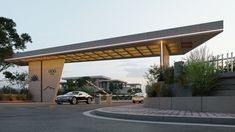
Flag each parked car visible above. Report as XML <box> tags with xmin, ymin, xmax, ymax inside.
<box><xmin>55</xmin><ymin>91</ymin><xmax>93</xmax><ymax>105</ymax></box>
<box><xmin>132</xmin><ymin>92</ymin><xmax>144</xmax><ymax>103</ymax></box>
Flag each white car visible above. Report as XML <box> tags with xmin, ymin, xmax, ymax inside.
<box><xmin>132</xmin><ymin>92</ymin><xmax>144</xmax><ymax>103</ymax></box>
<box><xmin>55</xmin><ymin>91</ymin><xmax>93</xmax><ymax>105</ymax></box>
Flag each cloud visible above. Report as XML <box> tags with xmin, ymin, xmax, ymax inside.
<box><xmin>124</xmin><ymin>67</ymin><xmax>148</xmax><ymax>78</ymax></box>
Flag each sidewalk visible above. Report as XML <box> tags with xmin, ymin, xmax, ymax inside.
<box><xmin>90</xmin><ymin>104</ymin><xmax>235</xmax><ymax>125</ymax></box>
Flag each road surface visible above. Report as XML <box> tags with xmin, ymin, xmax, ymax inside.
<box><xmin>0</xmin><ymin>102</ymin><xmax>234</xmax><ymax>132</ymax></box>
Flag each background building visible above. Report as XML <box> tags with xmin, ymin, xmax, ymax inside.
<box><xmin>126</xmin><ymin>83</ymin><xmax>142</xmax><ymax>94</ymax></box>
<box><xmin>61</xmin><ymin>75</ymin><xmax>135</xmax><ymax>94</ymax></box>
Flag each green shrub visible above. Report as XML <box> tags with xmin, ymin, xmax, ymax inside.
<box><xmin>185</xmin><ymin>46</ymin><xmax>218</xmax><ymax>96</ymax></box>
<box><xmin>16</xmin><ymin>94</ymin><xmax>21</xmax><ymax>100</ymax></box>
<box><xmin>16</xmin><ymin>94</ymin><xmax>27</xmax><ymax>100</ymax></box>
<box><xmin>22</xmin><ymin>95</ymin><xmax>27</xmax><ymax>100</ymax></box>
<box><xmin>20</xmin><ymin>88</ymin><xmax>29</xmax><ymax>94</ymax></box>
<box><xmin>145</xmin><ymin>64</ymin><xmax>162</xmax><ymax>84</ymax></box>
<box><xmin>164</xmin><ymin>67</ymin><xmax>174</xmax><ymax>84</ymax></box>
<box><xmin>1</xmin><ymin>86</ymin><xmax>18</xmax><ymax>94</ymax></box>
<box><xmin>146</xmin><ymin>83</ymin><xmax>160</xmax><ymax>97</ymax></box>
<box><xmin>160</xmin><ymin>84</ymin><xmax>173</xmax><ymax>97</ymax></box>
<box><xmin>6</xmin><ymin>94</ymin><xmax>13</xmax><ymax>101</ymax></box>
<box><xmin>26</xmin><ymin>93</ymin><xmax>32</xmax><ymax>100</ymax></box>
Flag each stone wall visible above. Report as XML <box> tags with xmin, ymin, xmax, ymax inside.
<box><xmin>144</xmin><ymin>96</ymin><xmax>235</xmax><ymax>113</ymax></box>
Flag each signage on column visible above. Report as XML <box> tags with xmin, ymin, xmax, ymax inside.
<box><xmin>48</xmin><ymin>69</ymin><xmax>56</xmax><ymax>75</ymax></box>
<box><xmin>43</xmin><ymin>86</ymin><xmax>55</xmax><ymax>91</ymax></box>
<box><xmin>30</xmin><ymin>74</ymin><xmax>39</xmax><ymax>81</ymax></box>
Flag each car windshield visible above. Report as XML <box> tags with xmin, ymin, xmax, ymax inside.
<box><xmin>134</xmin><ymin>93</ymin><xmax>144</xmax><ymax>96</ymax></box>
<box><xmin>65</xmin><ymin>92</ymin><xmax>73</xmax><ymax>95</ymax></box>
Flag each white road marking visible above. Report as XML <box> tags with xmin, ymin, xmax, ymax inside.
<box><xmin>83</xmin><ymin>110</ymin><xmax>235</xmax><ymax>128</ymax></box>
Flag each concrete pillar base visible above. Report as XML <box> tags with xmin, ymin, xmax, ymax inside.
<box><xmin>29</xmin><ymin>59</ymin><xmax>65</xmax><ymax>102</ymax></box>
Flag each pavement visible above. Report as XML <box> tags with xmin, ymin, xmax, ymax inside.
<box><xmin>88</xmin><ymin>104</ymin><xmax>235</xmax><ymax>125</ymax></box>
<box><xmin>1</xmin><ymin>102</ymin><xmax>235</xmax><ymax>132</ymax></box>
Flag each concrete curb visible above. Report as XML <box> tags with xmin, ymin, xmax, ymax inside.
<box><xmin>91</xmin><ymin>108</ymin><xmax>235</xmax><ymax>125</ymax></box>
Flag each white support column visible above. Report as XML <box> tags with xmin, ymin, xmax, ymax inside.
<box><xmin>29</xmin><ymin>59</ymin><xmax>65</xmax><ymax>102</ymax></box>
<box><xmin>160</xmin><ymin>41</ymin><xmax>170</xmax><ymax>70</ymax></box>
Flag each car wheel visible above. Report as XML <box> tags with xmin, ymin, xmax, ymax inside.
<box><xmin>132</xmin><ymin>100</ymin><xmax>135</xmax><ymax>103</ymax></box>
<box><xmin>70</xmin><ymin>97</ymin><xmax>77</xmax><ymax>105</ymax></box>
<box><xmin>86</xmin><ymin>98</ymin><xmax>91</xmax><ymax>104</ymax></box>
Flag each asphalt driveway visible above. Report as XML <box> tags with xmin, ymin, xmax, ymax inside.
<box><xmin>0</xmin><ymin>102</ymin><xmax>234</xmax><ymax>132</ymax></box>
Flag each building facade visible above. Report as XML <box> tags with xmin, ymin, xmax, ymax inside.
<box><xmin>61</xmin><ymin>75</ymin><xmax>130</xmax><ymax>94</ymax></box>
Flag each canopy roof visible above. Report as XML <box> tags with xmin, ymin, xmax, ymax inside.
<box><xmin>5</xmin><ymin>21</ymin><xmax>223</xmax><ymax>66</ymax></box>
<box><xmin>62</xmin><ymin>75</ymin><xmax>111</xmax><ymax>81</ymax></box>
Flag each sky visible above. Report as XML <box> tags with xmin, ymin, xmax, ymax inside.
<box><xmin>0</xmin><ymin>0</ymin><xmax>235</xmax><ymax>90</ymax></box>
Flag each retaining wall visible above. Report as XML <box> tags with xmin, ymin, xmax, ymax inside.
<box><xmin>144</xmin><ymin>96</ymin><xmax>235</xmax><ymax>113</ymax></box>
<box><xmin>213</xmin><ymin>72</ymin><xmax>235</xmax><ymax>96</ymax></box>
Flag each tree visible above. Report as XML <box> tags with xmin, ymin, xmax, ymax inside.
<box><xmin>145</xmin><ymin>64</ymin><xmax>162</xmax><ymax>84</ymax></box>
<box><xmin>3</xmin><ymin>71</ymin><xmax>28</xmax><ymax>89</ymax></box>
<box><xmin>62</xmin><ymin>77</ymin><xmax>94</xmax><ymax>94</ymax></box>
<box><xmin>75</xmin><ymin>77</ymin><xmax>93</xmax><ymax>87</ymax></box>
<box><xmin>146</xmin><ymin>83</ymin><xmax>159</xmax><ymax>97</ymax></box>
<box><xmin>145</xmin><ymin>64</ymin><xmax>174</xmax><ymax>97</ymax></box>
<box><xmin>62</xmin><ymin>80</ymin><xmax>78</xmax><ymax>93</ymax></box>
<box><xmin>127</xmin><ymin>88</ymin><xmax>142</xmax><ymax>95</ymax></box>
<box><xmin>109</xmin><ymin>81</ymin><xmax>124</xmax><ymax>94</ymax></box>
<box><xmin>0</xmin><ymin>17</ymin><xmax>32</xmax><ymax>72</ymax></box>
<box><xmin>75</xmin><ymin>77</ymin><xmax>96</xmax><ymax>95</ymax></box>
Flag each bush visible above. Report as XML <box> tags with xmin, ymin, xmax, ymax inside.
<box><xmin>6</xmin><ymin>94</ymin><xmax>13</xmax><ymax>101</ymax></box>
<box><xmin>16</xmin><ymin>94</ymin><xmax>21</xmax><ymax>100</ymax></box>
<box><xmin>1</xmin><ymin>86</ymin><xmax>18</xmax><ymax>94</ymax></box>
<box><xmin>19</xmin><ymin>88</ymin><xmax>32</xmax><ymax>100</ymax></box>
<box><xmin>185</xmin><ymin>46</ymin><xmax>218</xmax><ymax>96</ymax></box>
<box><xmin>146</xmin><ymin>83</ymin><xmax>160</xmax><ymax>97</ymax></box>
<box><xmin>160</xmin><ymin>84</ymin><xmax>173</xmax><ymax>97</ymax></box>
<box><xmin>16</xmin><ymin>94</ymin><xmax>28</xmax><ymax>100</ymax></box>
<box><xmin>27</xmin><ymin>94</ymin><xmax>32</xmax><ymax>100</ymax></box>
<box><xmin>164</xmin><ymin>67</ymin><xmax>174</xmax><ymax>84</ymax></box>
<box><xmin>20</xmin><ymin>88</ymin><xmax>29</xmax><ymax>94</ymax></box>
<box><xmin>0</xmin><ymin>93</ymin><xmax>31</xmax><ymax>101</ymax></box>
